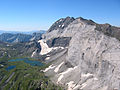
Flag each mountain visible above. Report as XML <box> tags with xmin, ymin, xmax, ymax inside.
<box><xmin>0</xmin><ymin>40</ymin><xmax>41</xmax><ymax>58</ymax></box>
<box><xmin>0</xmin><ymin>30</ymin><xmax>46</xmax><ymax>43</ymax></box>
<box><xmin>0</xmin><ymin>33</ymin><xmax>32</xmax><ymax>43</ymax></box>
<box><xmin>35</xmin><ymin>17</ymin><xmax>120</xmax><ymax>90</ymax></box>
<box><xmin>0</xmin><ymin>17</ymin><xmax>120</xmax><ymax>90</ymax></box>
<box><xmin>47</xmin><ymin>16</ymin><xmax>75</xmax><ymax>32</ymax></box>
<box><xmin>0</xmin><ymin>30</ymin><xmax>20</xmax><ymax>35</ymax></box>
<box><xmin>0</xmin><ymin>30</ymin><xmax>46</xmax><ymax>35</ymax></box>
<box><xmin>30</xmin><ymin>31</ymin><xmax>46</xmax><ymax>41</ymax></box>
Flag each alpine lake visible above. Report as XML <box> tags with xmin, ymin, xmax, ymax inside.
<box><xmin>0</xmin><ymin>57</ymin><xmax>62</xmax><ymax>90</ymax></box>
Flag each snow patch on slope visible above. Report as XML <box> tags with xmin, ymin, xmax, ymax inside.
<box><xmin>38</xmin><ymin>40</ymin><xmax>52</xmax><ymax>55</ymax></box>
<box><xmin>31</xmin><ymin>49</ymin><xmax>37</xmax><ymax>57</ymax></box>
<box><xmin>43</xmin><ymin>65</ymin><xmax>56</xmax><ymax>72</ymax></box>
<box><xmin>54</xmin><ymin>62</ymin><xmax>64</xmax><ymax>73</ymax></box>
<box><xmin>81</xmin><ymin>73</ymin><xmax>93</xmax><ymax>77</ymax></box>
<box><xmin>38</xmin><ymin>40</ymin><xmax>65</xmax><ymax>55</ymax></box>
<box><xmin>57</xmin><ymin>66</ymin><xmax>78</xmax><ymax>84</ymax></box>
<box><xmin>45</xmin><ymin>57</ymin><xmax>50</xmax><ymax>60</ymax></box>
<box><xmin>66</xmin><ymin>80</ymin><xmax>81</xmax><ymax>90</ymax></box>
<box><xmin>66</xmin><ymin>81</ymin><xmax>75</xmax><ymax>90</ymax></box>
<box><xmin>80</xmin><ymin>83</ymin><xmax>87</xmax><ymax>89</ymax></box>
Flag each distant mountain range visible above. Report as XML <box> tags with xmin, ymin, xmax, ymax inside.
<box><xmin>0</xmin><ymin>30</ymin><xmax>46</xmax><ymax>43</ymax></box>
<box><xmin>0</xmin><ymin>30</ymin><xmax>46</xmax><ymax>35</ymax></box>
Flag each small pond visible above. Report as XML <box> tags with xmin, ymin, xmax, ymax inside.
<box><xmin>6</xmin><ymin>65</ymin><xmax>16</xmax><ymax>71</ymax></box>
<box><xmin>8</xmin><ymin>58</ymin><xmax>44</xmax><ymax>66</ymax></box>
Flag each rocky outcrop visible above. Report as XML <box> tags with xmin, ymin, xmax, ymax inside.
<box><xmin>40</xmin><ymin>17</ymin><xmax>120</xmax><ymax>90</ymax></box>
<box><xmin>96</xmin><ymin>24</ymin><xmax>120</xmax><ymax>40</ymax></box>
<box><xmin>46</xmin><ymin>37</ymin><xmax>71</xmax><ymax>48</ymax></box>
<box><xmin>48</xmin><ymin>16</ymin><xmax>75</xmax><ymax>32</ymax></box>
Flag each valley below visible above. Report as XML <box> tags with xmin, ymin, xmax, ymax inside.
<box><xmin>0</xmin><ymin>57</ymin><xmax>63</xmax><ymax>90</ymax></box>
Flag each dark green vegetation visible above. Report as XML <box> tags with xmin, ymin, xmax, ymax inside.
<box><xmin>0</xmin><ymin>57</ymin><xmax>63</xmax><ymax>90</ymax></box>
<box><xmin>0</xmin><ymin>41</ymin><xmax>41</xmax><ymax>59</ymax></box>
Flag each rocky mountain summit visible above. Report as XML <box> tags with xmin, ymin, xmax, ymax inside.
<box><xmin>35</xmin><ymin>17</ymin><xmax>120</xmax><ymax>90</ymax></box>
<box><xmin>48</xmin><ymin>16</ymin><xmax>75</xmax><ymax>32</ymax></box>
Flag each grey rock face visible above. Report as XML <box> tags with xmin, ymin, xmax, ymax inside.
<box><xmin>48</xmin><ymin>16</ymin><xmax>75</xmax><ymax>32</ymax></box>
<box><xmin>76</xmin><ymin>17</ymin><xmax>95</xmax><ymax>25</ymax></box>
<box><xmin>40</xmin><ymin>17</ymin><xmax>120</xmax><ymax>90</ymax></box>
<box><xmin>46</xmin><ymin>37</ymin><xmax>71</xmax><ymax>48</ymax></box>
<box><xmin>31</xmin><ymin>30</ymin><xmax>46</xmax><ymax>41</ymax></box>
<box><xmin>95</xmin><ymin>24</ymin><xmax>120</xmax><ymax>40</ymax></box>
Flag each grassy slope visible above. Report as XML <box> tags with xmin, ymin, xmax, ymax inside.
<box><xmin>0</xmin><ymin>58</ymin><xmax>63</xmax><ymax>90</ymax></box>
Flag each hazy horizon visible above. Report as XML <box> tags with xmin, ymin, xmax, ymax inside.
<box><xmin>0</xmin><ymin>0</ymin><xmax>119</xmax><ymax>32</ymax></box>
<box><xmin>0</xmin><ymin>29</ymin><xmax>46</xmax><ymax>32</ymax></box>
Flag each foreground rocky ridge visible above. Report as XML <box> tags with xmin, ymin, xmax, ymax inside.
<box><xmin>36</xmin><ymin>17</ymin><xmax>120</xmax><ymax>90</ymax></box>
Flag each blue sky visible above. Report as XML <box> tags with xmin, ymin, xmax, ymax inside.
<box><xmin>0</xmin><ymin>0</ymin><xmax>119</xmax><ymax>31</ymax></box>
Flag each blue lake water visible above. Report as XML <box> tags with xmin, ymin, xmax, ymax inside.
<box><xmin>6</xmin><ymin>65</ymin><xmax>16</xmax><ymax>71</ymax></box>
<box><xmin>8</xmin><ymin>58</ymin><xmax>43</xmax><ymax>66</ymax></box>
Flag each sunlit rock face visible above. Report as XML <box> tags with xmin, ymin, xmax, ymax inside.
<box><xmin>66</xmin><ymin>23</ymin><xmax>120</xmax><ymax>90</ymax></box>
<box><xmin>47</xmin><ymin>16</ymin><xmax>75</xmax><ymax>33</ymax></box>
<box><xmin>40</xmin><ymin>17</ymin><xmax>120</xmax><ymax>90</ymax></box>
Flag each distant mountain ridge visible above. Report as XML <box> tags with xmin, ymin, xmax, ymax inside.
<box><xmin>0</xmin><ymin>30</ymin><xmax>46</xmax><ymax>43</ymax></box>
<box><xmin>0</xmin><ymin>33</ymin><xmax>32</xmax><ymax>43</ymax></box>
<box><xmin>0</xmin><ymin>30</ymin><xmax>46</xmax><ymax>35</ymax></box>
